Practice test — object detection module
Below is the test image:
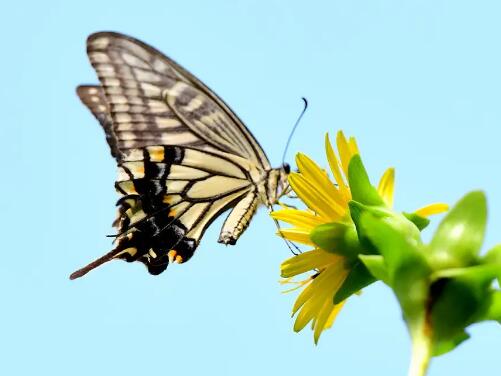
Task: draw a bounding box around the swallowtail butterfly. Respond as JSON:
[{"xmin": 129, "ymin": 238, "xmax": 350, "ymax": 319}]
[{"xmin": 70, "ymin": 32, "xmax": 290, "ymax": 279}]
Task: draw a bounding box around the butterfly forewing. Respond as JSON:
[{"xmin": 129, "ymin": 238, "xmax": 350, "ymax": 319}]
[
  {"xmin": 76, "ymin": 85, "xmax": 122, "ymax": 160},
  {"xmin": 86, "ymin": 32, "xmax": 271, "ymax": 169}
]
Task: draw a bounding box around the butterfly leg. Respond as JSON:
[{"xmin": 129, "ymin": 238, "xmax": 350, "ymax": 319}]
[
  {"xmin": 218, "ymin": 191, "xmax": 258, "ymax": 245},
  {"xmin": 278, "ymin": 201, "xmax": 298, "ymax": 210}
]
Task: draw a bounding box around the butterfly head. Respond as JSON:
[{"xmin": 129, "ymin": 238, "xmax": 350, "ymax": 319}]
[{"xmin": 265, "ymin": 163, "xmax": 291, "ymax": 206}]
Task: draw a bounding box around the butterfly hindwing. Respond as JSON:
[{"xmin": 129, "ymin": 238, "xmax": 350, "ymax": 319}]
[{"xmin": 70, "ymin": 146, "xmax": 254, "ymax": 279}]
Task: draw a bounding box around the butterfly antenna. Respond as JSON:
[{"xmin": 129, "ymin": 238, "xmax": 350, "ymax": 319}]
[{"xmin": 281, "ymin": 97, "xmax": 308, "ymax": 164}]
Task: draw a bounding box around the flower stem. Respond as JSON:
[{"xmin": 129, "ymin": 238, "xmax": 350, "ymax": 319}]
[{"xmin": 408, "ymin": 318, "xmax": 432, "ymax": 376}]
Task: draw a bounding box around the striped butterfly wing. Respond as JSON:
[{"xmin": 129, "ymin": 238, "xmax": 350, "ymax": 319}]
[
  {"xmin": 70, "ymin": 145, "xmax": 259, "ymax": 279},
  {"xmin": 76, "ymin": 85, "xmax": 122, "ymax": 160},
  {"xmin": 71, "ymin": 32, "xmax": 275, "ymax": 279},
  {"xmin": 78, "ymin": 31, "xmax": 271, "ymax": 169}
]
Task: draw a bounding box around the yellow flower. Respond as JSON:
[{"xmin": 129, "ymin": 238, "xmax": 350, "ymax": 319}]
[{"xmin": 272, "ymin": 131, "xmax": 446, "ymax": 343}]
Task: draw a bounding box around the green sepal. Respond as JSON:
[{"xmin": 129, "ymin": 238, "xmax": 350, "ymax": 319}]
[
  {"xmin": 348, "ymin": 200, "xmax": 398, "ymax": 253},
  {"xmin": 359, "ymin": 212, "xmax": 430, "ymax": 320},
  {"xmin": 347, "ymin": 155, "xmax": 384, "ymax": 206},
  {"xmin": 359, "ymin": 255, "xmax": 390, "ymax": 285},
  {"xmin": 349, "ymin": 200, "xmax": 422, "ymax": 253},
  {"xmin": 348, "ymin": 201, "xmax": 381, "ymax": 252},
  {"xmin": 428, "ymin": 191, "xmax": 487, "ymax": 270},
  {"xmin": 403, "ymin": 212, "xmax": 430, "ymax": 231},
  {"xmin": 310, "ymin": 222, "xmax": 363, "ymax": 260},
  {"xmin": 483, "ymin": 244, "xmax": 501, "ymax": 285},
  {"xmin": 333, "ymin": 261, "xmax": 376, "ymax": 304},
  {"xmin": 432, "ymin": 331, "xmax": 470, "ymax": 356}
]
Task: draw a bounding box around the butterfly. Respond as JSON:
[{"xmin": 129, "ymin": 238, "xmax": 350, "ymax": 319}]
[{"xmin": 70, "ymin": 32, "xmax": 291, "ymax": 279}]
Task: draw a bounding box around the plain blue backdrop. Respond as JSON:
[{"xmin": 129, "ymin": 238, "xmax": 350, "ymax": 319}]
[{"xmin": 1, "ymin": 1, "xmax": 500, "ymax": 375}]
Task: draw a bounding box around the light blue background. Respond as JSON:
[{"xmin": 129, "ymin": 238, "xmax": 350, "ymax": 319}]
[{"xmin": 1, "ymin": 1, "xmax": 500, "ymax": 375}]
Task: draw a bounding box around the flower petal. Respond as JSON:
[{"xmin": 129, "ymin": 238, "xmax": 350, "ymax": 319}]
[
  {"xmin": 336, "ymin": 131, "xmax": 354, "ymax": 177},
  {"xmin": 278, "ymin": 228, "xmax": 314, "ymax": 245},
  {"xmin": 296, "ymin": 153, "xmax": 347, "ymax": 208},
  {"xmin": 348, "ymin": 136, "xmax": 359, "ymax": 156},
  {"xmin": 271, "ymin": 208, "xmax": 324, "ymax": 229},
  {"xmin": 313, "ymin": 301, "xmax": 345, "ymax": 343},
  {"xmin": 293, "ymin": 265, "xmax": 347, "ymax": 331},
  {"xmin": 289, "ymin": 173, "xmax": 346, "ymax": 220},
  {"xmin": 293, "ymin": 280, "xmax": 335, "ymax": 330},
  {"xmin": 377, "ymin": 167, "xmax": 395, "ymax": 208},
  {"xmin": 292, "ymin": 262, "xmax": 346, "ymax": 315},
  {"xmin": 415, "ymin": 203, "xmax": 449, "ymax": 217},
  {"xmin": 325, "ymin": 133, "xmax": 351, "ymax": 201},
  {"xmin": 281, "ymin": 248, "xmax": 343, "ymax": 278}
]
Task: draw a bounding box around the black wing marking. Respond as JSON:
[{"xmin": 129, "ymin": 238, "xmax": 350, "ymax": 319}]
[{"xmin": 70, "ymin": 146, "xmax": 252, "ymax": 279}]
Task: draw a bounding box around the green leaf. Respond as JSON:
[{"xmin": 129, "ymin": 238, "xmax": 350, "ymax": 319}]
[
  {"xmin": 432, "ymin": 331, "xmax": 470, "ymax": 356},
  {"xmin": 428, "ymin": 191, "xmax": 487, "ymax": 270},
  {"xmin": 432, "ymin": 264, "xmax": 501, "ymax": 284},
  {"xmin": 347, "ymin": 155, "xmax": 384, "ymax": 206},
  {"xmin": 430, "ymin": 276, "xmax": 486, "ymax": 342},
  {"xmin": 484, "ymin": 244, "xmax": 501, "ymax": 264},
  {"xmin": 485, "ymin": 291, "xmax": 501, "ymax": 323},
  {"xmin": 310, "ymin": 222, "xmax": 363, "ymax": 260},
  {"xmin": 333, "ymin": 261, "xmax": 376, "ymax": 303},
  {"xmin": 403, "ymin": 212, "xmax": 430, "ymax": 231},
  {"xmin": 359, "ymin": 255, "xmax": 390, "ymax": 285},
  {"xmin": 430, "ymin": 262, "xmax": 501, "ymax": 346}
]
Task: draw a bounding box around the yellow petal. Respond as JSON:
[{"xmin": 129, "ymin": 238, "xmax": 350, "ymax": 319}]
[
  {"xmin": 336, "ymin": 131, "xmax": 354, "ymax": 177},
  {"xmin": 314, "ymin": 301, "xmax": 345, "ymax": 343},
  {"xmin": 292, "ymin": 268, "xmax": 333, "ymax": 317},
  {"xmin": 280, "ymin": 277, "xmax": 313, "ymax": 293},
  {"xmin": 292, "ymin": 262, "xmax": 345, "ymax": 315},
  {"xmin": 293, "ymin": 280, "xmax": 335, "ymax": 331},
  {"xmin": 281, "ymin": 248, "xmax": 342, "ymax": 278},
  {"xmin": 313, "ymin": 300, "xmax": 336, "ymax": 344},
  {"xmin": 414, "ymin": 203, "xmax": 449, "ymax": 217},
  {"xmin": 271, "ymin": 208, "xmax": 324, "ymax": 229},
  {"xmin": 278, "ymin": 228, "xmax": 314, "ymax": 246},
  {"xmin": 323, "ymin": 300, "xmax": 345, "ymax": 330},
  {"xmin": 295, "ymin": 153, "xmax": 346, "ymax": 208},
  {"xmin": 325, "ymin": 133, "xmax": 351, "ymax": 201},
  {"xmin": 348, "ymin": 136, "xmax": 359, "ymax": 156},
  {"xmin": 377, "ymin": 168, "xmax": 395, "ymax": 208},
  {"xmin": 289, "ymin": 173, "xmax": 346, "ymax": 220},
  {"xmin": 293, "ymin": 266, "xmax": 347, "ymax": 333}
]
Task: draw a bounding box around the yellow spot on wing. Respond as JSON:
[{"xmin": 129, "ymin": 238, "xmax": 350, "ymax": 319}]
[
  {"xmin": 168, "ymin": 250, "xmax": 177, "ymax": 263},
  {"xmin": 118, "ymin": 180, "xmax": 137, "ymax": 195},
  {"xmin": 124, "ymin": 161, "xmax": 145, "ymax": 178},
  {"xmin": 146, "ymin": 146, "xmax": 165, "ymax": 162}
]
